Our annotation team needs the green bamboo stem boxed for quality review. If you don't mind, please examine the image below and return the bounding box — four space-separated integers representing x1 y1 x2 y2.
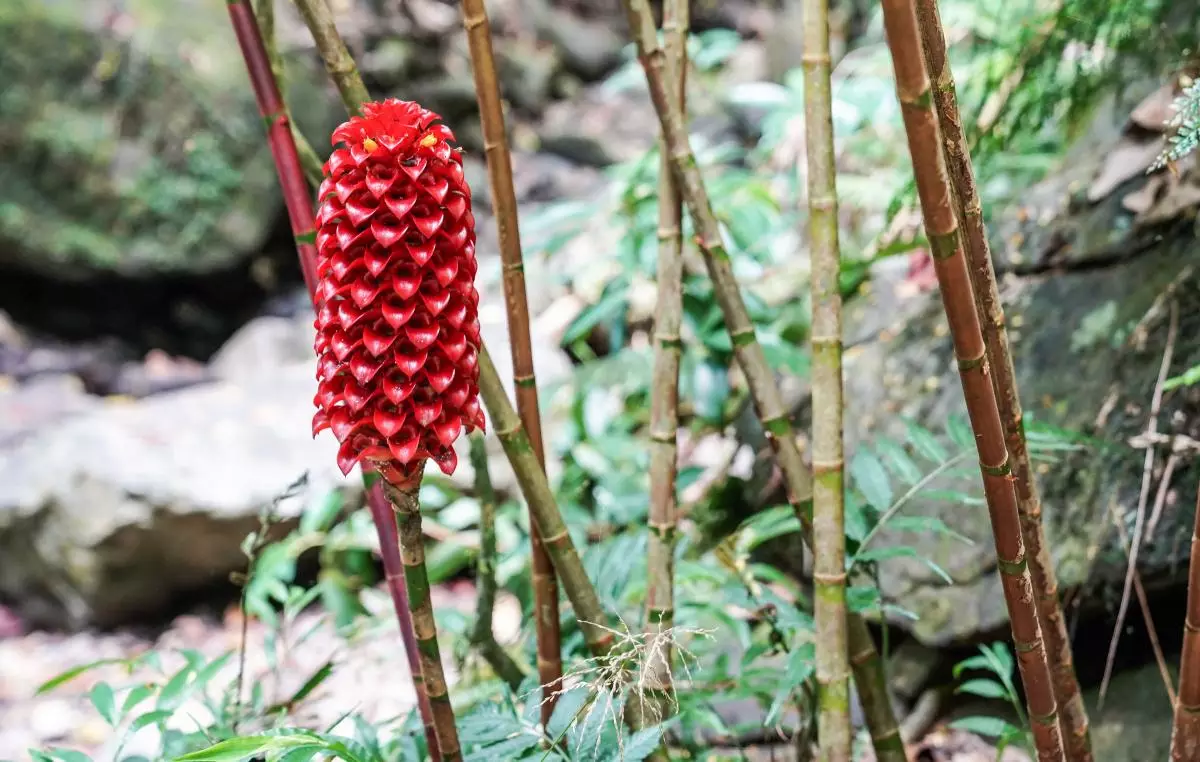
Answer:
458 0 564 723
290 0 372 115
252 0 324 187
879 1 1063 759
913 4 1089 758
633 0 689 742
478 346 615 657
618 2 907 758
802 0 851 755
468 433 529 690
382 470 463 761
1171 484 1200 761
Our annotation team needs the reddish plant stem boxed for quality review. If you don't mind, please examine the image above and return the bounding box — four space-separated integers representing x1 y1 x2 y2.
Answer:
878 0 1064 759
1171 484 1200 761
226 0 318 294
225 4 440 758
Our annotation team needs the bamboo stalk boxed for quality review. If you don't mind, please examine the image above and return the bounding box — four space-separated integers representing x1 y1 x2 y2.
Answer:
365 480 442 757
802 0 851 754
382 469 463 761
227 0 319 294
289 0 371 115
251 0 324 187
468 433 529 689
478 346 616 657
458 0 564 722
634 0 689 739
225 7 441 757
618 2 907 758
1171 484 1200 761
912 4 1090 758
878 1 1063 759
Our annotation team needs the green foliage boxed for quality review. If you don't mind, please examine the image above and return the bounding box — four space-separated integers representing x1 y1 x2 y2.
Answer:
1154 78 1200 168
949 643 1032 757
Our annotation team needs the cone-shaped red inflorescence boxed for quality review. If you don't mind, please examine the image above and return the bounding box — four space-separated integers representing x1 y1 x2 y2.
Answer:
312 99 484 481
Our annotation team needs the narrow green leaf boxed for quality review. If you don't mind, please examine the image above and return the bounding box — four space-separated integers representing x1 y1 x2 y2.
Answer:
36 659 126 695
948 715 1014 738
850 449 893 512
88 682 117 726
956 678 1009 700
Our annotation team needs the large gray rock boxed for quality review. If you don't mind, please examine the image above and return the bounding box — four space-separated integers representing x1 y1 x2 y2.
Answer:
0 364 358 629
0 0 337 279
840 144 1200 645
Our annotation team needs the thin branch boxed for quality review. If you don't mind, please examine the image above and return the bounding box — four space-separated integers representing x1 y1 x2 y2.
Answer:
468 433 529 690
1101 302 1179 706
253 0 324 186
458 0 562 722
1170 482 1200 760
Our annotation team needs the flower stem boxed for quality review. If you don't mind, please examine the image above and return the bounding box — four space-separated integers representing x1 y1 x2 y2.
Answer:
382 468 463 762
1171 483 1200 761
458 0 563 722
914 3 1089 758
618 1 907 758
879 0 1064 758
293 0 615 663
225 5 440 757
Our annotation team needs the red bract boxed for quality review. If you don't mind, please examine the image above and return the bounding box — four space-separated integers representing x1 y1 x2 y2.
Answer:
312 99 484 481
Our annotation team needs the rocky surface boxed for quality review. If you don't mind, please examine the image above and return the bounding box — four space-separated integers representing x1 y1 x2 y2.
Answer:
838 108 1200 645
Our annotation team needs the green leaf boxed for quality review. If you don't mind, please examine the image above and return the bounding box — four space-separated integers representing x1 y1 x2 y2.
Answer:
850 449 892 512
853 546 953 584
956 678 1010 700
608 725 667 762
36 659 127 695
953 654 995 678
884 516 974 545
846 585 881 614
121 683 156 714
33 750 92 762
948 714 1015 738
128 710 174 732
462 733 541 761
300 489 344 534
563 281 630 346
155 663 196 711
876 439 923 486
904 419 948 463
88 682 118 725
764 643 815 727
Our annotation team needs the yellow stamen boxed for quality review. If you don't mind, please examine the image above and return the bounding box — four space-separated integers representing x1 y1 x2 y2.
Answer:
362 137 378 152
419 133 438 148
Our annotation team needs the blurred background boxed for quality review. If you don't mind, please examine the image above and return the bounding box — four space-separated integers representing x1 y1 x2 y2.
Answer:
2 0 1199 759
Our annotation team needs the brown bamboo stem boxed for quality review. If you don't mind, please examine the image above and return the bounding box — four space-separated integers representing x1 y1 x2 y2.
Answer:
878 1 1063 759
458 0 564 722
366 480 443 757
226 6 439 756
383 470 463 761
913 4 1090 758
618 1 907 758
1171 484 1200 761
802 0 851 754
634 0 689 740
468 433 529 689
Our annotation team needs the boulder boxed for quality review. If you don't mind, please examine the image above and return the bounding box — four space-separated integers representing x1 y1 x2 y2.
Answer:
840 141 1200 645
0 0 337 280
0 363 358 629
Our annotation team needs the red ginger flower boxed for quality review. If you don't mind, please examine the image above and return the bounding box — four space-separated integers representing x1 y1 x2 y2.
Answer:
312 99 484 481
